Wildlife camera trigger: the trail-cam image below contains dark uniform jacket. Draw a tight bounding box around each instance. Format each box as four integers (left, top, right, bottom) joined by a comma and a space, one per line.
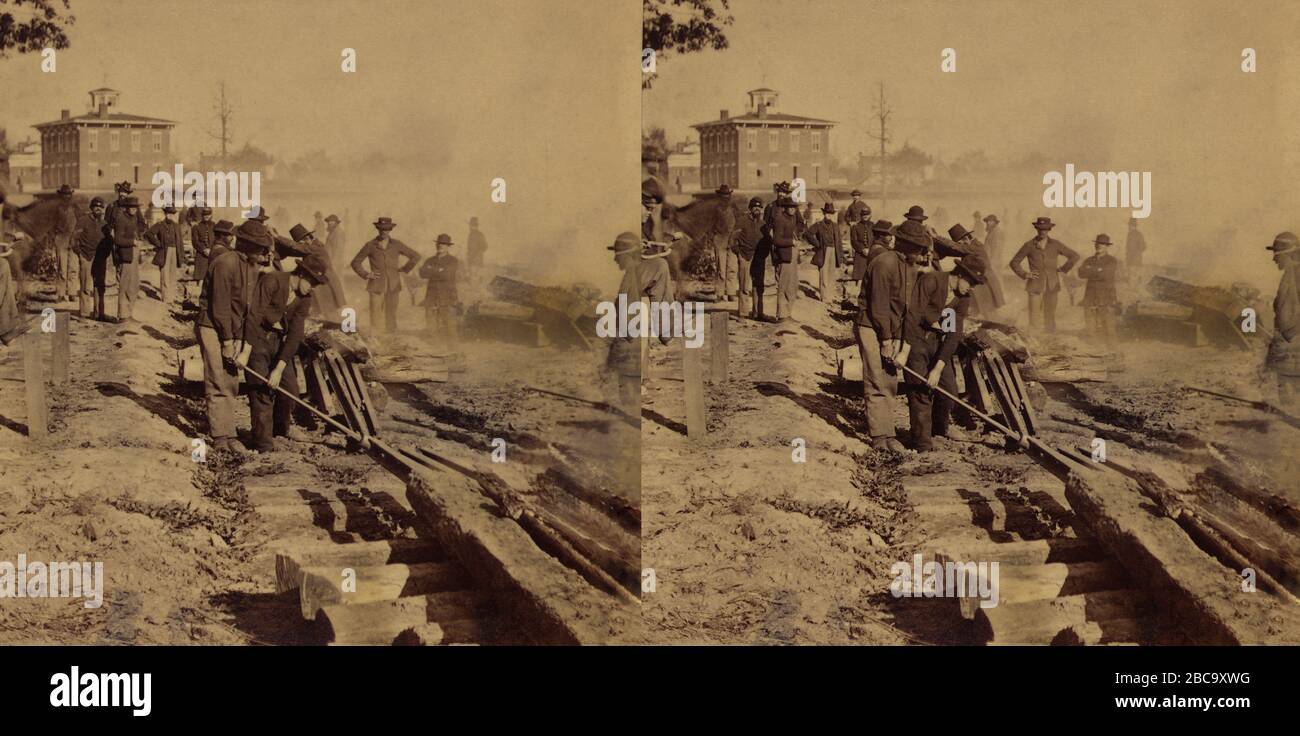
351, 237, 421, 295
191, 220, 216, 281
850, 221, 875, 280
857, 249, 910, 338
732, 212, 762, 261
1078, 253, 1119, 307
53, 202, 77, 237
1009, 237, 1080, 294
804, 219, 844, 268
839, 200, 869, 228
769, 209, 799, 265
903, 269, 950, 348
145, 219, 185, 268
103, 196, 147, 234
72, 211, 106, 262
107, 208, 142, 263
198, 250, 258, 342
419, 253, 460, 308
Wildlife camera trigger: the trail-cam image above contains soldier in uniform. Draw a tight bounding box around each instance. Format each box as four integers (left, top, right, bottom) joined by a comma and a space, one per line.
1009, 217, 1080, 332
106, 196, 146, 322
770, 195, 801, 322
190, 207, 217, 284
606, 232, 644, 411
804, 202, 845, 302
104, 182, 147, 232
1265, 232, 1300, 413
350, 216, 421, 334
839, 189, 870, 229
198, 220, 272, 453
324, 214, 345, 267
732, 197, 763, 318
1078, 233, 1120, 348
711, 184, 737, 301
287, 223, 347, 320
1125, 217, 1146, 271
52, 184, 78, 303
419, 233, 460, 348
848, 208, 876, 290
903, 251, 985, 451
936, 223, 1005, 316
145, 205, 185, 303
857, 220, 929, 451
73, 197, 107, 319
466, 216, 487, 285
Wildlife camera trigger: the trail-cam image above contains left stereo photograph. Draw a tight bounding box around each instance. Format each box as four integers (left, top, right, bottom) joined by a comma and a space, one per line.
0, 0, 643, 645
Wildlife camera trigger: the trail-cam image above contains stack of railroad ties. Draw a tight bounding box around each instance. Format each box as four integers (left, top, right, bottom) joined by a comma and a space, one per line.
927, 325, 1300, 644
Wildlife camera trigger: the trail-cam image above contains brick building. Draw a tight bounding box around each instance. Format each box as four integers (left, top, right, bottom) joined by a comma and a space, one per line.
691, 88, 834, 191
32, 88, 176, 192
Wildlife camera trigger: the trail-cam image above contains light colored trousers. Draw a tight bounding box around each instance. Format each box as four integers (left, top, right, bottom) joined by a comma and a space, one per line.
116, 259, 139, 321
197, 324, 240, 440
775, 261, 799, 319
856, 323, 897, 439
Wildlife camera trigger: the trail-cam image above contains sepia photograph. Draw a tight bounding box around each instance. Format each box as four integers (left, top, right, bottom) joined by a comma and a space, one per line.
1, 0, 641, 647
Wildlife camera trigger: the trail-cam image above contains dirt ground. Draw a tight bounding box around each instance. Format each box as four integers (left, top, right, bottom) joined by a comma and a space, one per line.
640, 256, 1289, 644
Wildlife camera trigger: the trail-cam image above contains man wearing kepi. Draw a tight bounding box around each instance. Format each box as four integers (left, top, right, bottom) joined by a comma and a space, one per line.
107, 195, 146, 322
72, 197, 107, 319
146, 205, 185, 303
197, 220, 271, 453
243, 248, 329, 453
1265, 232, 1300, 414
351, 216, 420, 334
1009, 216, 1079, 332
732, 196, 763, 318
805, 201, 845, 302
770, 195, 801, 322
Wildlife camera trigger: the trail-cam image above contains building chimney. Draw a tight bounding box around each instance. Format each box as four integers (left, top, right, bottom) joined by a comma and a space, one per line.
720, 109, 729, 120
61, 109, 70, 120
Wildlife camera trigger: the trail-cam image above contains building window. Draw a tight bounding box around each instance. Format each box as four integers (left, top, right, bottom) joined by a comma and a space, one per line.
110, 162, 120, 181
769, 130, 779, 151
110, 131, 120, 152
87, 130, 97, 153
790, 130, 800, 153
152, 131, 162, 153
756, 168, 763, 179
812, 131, 822, 153
130, 131, 141, 152
746, 130, 756, 152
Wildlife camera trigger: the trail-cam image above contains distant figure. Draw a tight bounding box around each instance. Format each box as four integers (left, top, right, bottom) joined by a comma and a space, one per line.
419, 233, 460, 348
804, 202, 845, 302
466, 216, 487, 283
1125, 217, 1146, 269
145, 205, 184, 303
324, 214, 344, 266
972, 211, 985, 240
107, 195, 146, 322
983, 214, 1005, 271
1266, 232, 1300, 413
770, 196, 801, 322
732, 197, 763, 317
839, 189, 869, 228
52, 184, 77, 302
74, 197, 107, 319
1078, 234, 1119, 348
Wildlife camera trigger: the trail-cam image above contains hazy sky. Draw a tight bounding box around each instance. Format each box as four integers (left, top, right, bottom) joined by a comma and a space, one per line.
1, 0, 639, 287
643, 0, 1300, 282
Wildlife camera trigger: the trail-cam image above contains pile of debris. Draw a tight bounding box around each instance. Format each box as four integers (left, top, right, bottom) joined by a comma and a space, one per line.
463, 276, 599, 349
1123, 276, 1268, 349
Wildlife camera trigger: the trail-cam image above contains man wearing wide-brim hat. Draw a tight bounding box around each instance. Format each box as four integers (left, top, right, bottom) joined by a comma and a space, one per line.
287, 222, 348, 319
902, 250, 988, 451
770, 195, 802, 322
854, 219, 930, 452
350, 216, 421, 334
841, 189, 870, 228
1077, 233, 1120, 348
1265, 232, 1300, 412
934, 222, 1005, 317
418, 233, 461, 348
606, 232, 645, 411
805, 201, 846, 303
982, 213, 1005, 275
196, 220, 273, 453
243, 246, 332, 453
1009, 216, 1080, 333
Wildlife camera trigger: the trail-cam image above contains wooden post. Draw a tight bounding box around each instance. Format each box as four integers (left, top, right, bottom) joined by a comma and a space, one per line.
51, 312, 70, 385
23, 333, 48, 440
682, 341, 706, 441
709, 311, 728, 383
